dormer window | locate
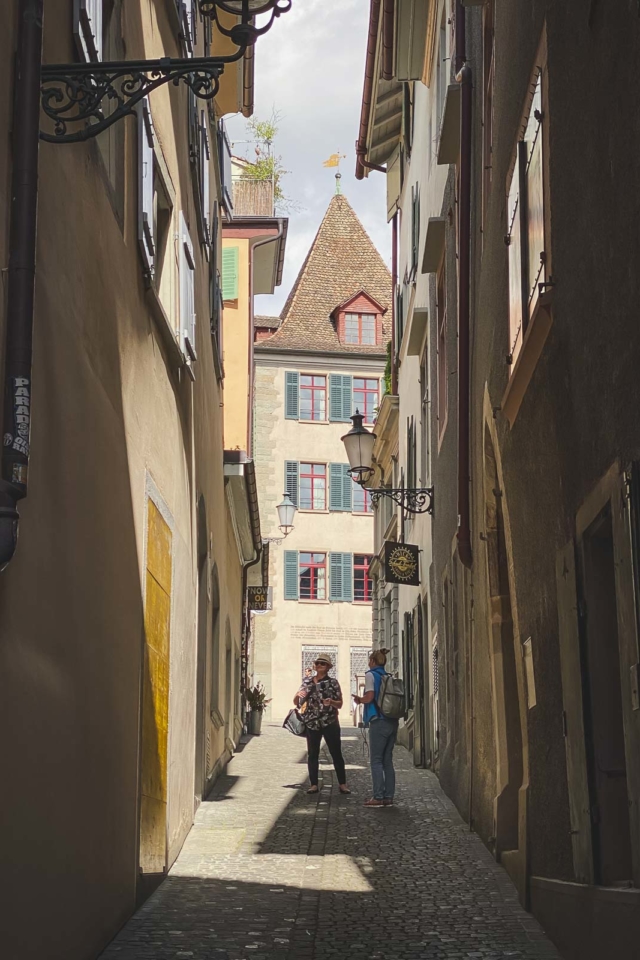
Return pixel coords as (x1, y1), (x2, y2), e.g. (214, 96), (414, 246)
(333, 291), (386, 348)
(345, 312), (376, 346)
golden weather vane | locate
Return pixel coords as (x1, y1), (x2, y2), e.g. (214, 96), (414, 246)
(323, 152), (347, 193)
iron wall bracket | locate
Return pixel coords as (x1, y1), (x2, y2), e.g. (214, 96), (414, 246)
(40, 57), (226, 143)
(369, 487), (434, 516)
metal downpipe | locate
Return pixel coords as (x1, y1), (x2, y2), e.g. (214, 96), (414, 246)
(0, 0), (43, 570)
(456, 60), (473, 569)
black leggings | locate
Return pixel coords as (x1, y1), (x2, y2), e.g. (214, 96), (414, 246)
(306, 722), (346, 786)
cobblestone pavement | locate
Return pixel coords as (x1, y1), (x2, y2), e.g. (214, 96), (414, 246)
(101, 724), (562, 960)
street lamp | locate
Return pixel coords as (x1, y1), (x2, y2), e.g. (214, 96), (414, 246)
(40, 0), (292, 143)
(276, 491), (296, 536)
(341, 410), (377, 485)
(201, 1), (292, 44)
(340, 412), (435, 517)
(263, 491), (297, 544)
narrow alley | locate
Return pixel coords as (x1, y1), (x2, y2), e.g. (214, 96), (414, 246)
(101, 728), (560, 960)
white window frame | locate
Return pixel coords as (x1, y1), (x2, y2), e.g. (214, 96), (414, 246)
(178, 0), (196, 56)
(200, 110), (212, 246)
(74, 0), (103, 62)
(138, 98), (156, 278)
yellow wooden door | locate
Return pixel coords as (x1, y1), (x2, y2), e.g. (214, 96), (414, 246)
(139, 500), (172, 874)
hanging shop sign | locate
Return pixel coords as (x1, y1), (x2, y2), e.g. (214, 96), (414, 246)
(384, 541), (420, 586)
(248, 586), (273, 611)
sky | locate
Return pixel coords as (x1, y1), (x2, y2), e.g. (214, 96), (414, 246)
(225, 0), (391, 317)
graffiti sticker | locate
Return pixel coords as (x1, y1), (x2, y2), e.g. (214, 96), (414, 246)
(10, 377), (30, 457)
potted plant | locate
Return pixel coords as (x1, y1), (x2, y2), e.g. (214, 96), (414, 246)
(245, 683), (271, 736)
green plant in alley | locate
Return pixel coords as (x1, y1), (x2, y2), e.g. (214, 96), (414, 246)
(245, 682), (272, 713)
(242, 111), (297, 212)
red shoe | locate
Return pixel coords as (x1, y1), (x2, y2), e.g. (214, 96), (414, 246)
(364, 798), (384, 807)
(383, 799), (394, 806)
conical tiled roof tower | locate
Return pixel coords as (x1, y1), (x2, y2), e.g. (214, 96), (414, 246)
(257, 194), (391, 355)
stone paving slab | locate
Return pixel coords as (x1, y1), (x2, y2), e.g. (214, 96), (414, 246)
(100, 724), (562, 960)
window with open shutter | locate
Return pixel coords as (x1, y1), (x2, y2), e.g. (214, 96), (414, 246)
(284, 371), (299, 419)
(200, 111), (211, 245)
(284, 551), (299, 600)
(330, 553), (353, 602)
(180, 213), (196, 361)
(178, 0), (196, 55)
(221, 246), (239, 301)
(138, 98), (155, 277)
(506, 161), (523, 365)
(329, 374), (353, 422)
(209, 203), (223, 365)
(285, 461), (299, 507)
(524, 73), (544, 319)
(74, 0), (103, 62)
(507, 67), (547, 372)
(329, 464), (352, 512)
(410, 185), (420, 277)
(218, 120), (233, 217)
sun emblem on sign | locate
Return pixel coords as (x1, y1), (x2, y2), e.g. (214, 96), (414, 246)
(387, 545), (418, 582)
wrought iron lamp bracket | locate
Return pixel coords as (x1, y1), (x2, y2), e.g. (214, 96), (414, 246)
(40, 57), (228, 144)
(40, 1), (293, 143)
(368, 487), (434, 516)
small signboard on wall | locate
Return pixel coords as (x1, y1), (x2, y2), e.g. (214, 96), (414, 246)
(384, 541), (420, 586)
(248, 586), (272, 611)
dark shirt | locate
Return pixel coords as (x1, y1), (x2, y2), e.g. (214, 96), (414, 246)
(299, 675), (342, 730)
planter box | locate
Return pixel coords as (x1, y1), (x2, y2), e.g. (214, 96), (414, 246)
(248, 711), (263, 736)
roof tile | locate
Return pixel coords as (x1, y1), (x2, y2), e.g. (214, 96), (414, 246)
(256, 194), (391, 355)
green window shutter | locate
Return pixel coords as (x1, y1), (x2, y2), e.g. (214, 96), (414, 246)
(329, 374), (344, 422)
(221, 245), (239, 301)
(329, 552), (343, 601)
(342, 375), (353, 421)
(342, 464), (352, 511)
(284, 371), (299, 419)
(330, 552), (353, 602)
(284, 550), (299, 600)
(329, 375), (353, 422)
(342, 553), (353, 602)
(329, 464), (352, 512)
(330, 463), (344, 511)
(285, 461), (299, 507)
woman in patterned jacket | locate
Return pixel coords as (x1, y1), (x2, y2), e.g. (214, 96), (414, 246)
(294, 652), (350, 795)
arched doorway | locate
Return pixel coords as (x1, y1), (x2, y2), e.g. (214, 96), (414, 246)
(484, 425), (524, 867)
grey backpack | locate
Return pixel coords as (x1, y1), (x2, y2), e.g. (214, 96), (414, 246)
(376, 673), (406, 719)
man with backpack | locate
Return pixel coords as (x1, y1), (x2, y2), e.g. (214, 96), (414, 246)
(354, 649), (405, 808)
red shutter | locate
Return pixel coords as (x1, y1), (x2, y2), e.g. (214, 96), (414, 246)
(337, 311), (345, 342)
(376, 313), (383, 346)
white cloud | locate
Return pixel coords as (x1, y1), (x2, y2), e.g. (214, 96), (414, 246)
(225, 0), (391, 315)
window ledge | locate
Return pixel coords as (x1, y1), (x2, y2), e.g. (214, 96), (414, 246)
(146, 283), (186, 374)
(501, 290), (554, 427)
(210, 707), (225, 730)
(298, 419), (330, 426)
(298, 599), (330, 604)
(298, 508), (330, 515)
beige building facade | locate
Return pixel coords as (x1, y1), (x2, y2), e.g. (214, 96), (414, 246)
(252, 194), (392, 721)
(0, 2), (281, 957)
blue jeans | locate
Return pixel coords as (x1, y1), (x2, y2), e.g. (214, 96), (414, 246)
(369, 717), (398, 800)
